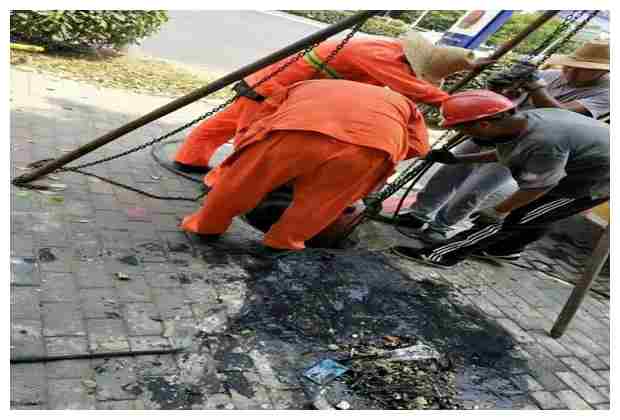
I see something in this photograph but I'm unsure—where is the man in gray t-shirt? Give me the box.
[398,40,609,243]
[392,91,609,268]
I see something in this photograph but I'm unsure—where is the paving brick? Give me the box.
[80,288,120,319]
[598,354,609,368]
[579,355,607,371]
[45,336,89,357]
[95,210,129,231]
[531,332,572,357]
[530,391,567,409]
[593,403,610,410]
[151,287,193,318]
[48,379,97,409]
[91,358,139,401]
[40,272,79,302]
[96,400,140,409]
[183,283,220,305]
[124,302,163,336]
[11,286,41,319]
[499,306,551,331]
[11,363,48,406]
[495,318,535,343]
[555,334,597,359]
[11,319,45,359]
[41,302,86,337]
[527,366,570,392]
[75,264,115,288]
[559,357,607,387]
[513,374,544,391]
[114,276,152,303]
[45,360,93,379]
[555,390,593,410]
[595,386,609,399]
[565,330,608,355]
[12,234,34,256]
[556,371,607,405]
[87,318,130,353]
[128,336,173,351]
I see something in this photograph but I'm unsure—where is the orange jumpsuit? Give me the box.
[181,80,430,250]
[174,38,448,170]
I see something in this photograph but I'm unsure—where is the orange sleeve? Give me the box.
[349,50,450,106]
[404,103,431,160]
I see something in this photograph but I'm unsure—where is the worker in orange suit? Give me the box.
[181,79,431,251]
[173,30,493,175]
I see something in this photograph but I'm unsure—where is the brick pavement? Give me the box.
[10,68,611,410]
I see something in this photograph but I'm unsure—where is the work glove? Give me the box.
[423,148,460,165]
[471,207,509,226]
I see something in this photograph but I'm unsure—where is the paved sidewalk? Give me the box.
[10,68,610,410]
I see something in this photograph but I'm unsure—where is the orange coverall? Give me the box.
[174,38,448,170]
[181,79,430,250]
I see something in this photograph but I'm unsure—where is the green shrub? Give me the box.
[10,10,169,51]
[285,10,409,38]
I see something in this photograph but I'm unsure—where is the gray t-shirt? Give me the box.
[516,70,610,118]
[496,108,609,199]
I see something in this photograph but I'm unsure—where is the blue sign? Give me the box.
[440,10,514,49]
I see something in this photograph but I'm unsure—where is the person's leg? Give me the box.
[394,193,609,267]
[264,143,392,250]
[425,163,515,241]
[174,99,247,168]
[400,139,481,227]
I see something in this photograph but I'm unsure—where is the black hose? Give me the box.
[11,347,184,364]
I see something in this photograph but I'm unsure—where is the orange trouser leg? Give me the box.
[173,100,243,167]
[264,143,392,250]
[181,130,343,236]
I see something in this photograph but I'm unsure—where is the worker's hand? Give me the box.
[521,76,547,92]
[423,148,460,164]
[471,207,509,225]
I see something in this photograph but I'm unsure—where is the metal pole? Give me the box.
[448,10,560,93]
[550,224,610,338]
[12,10,383,186]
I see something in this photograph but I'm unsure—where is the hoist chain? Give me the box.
[48,18,367,201]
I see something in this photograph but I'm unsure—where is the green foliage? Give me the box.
[10,10,169,51]
[285,11,409,37]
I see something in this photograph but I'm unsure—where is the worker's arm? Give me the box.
[524,86,591,115]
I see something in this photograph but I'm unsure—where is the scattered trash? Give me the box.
[303,359,349,385]
[116,272,131,281]
[48,183,67,191]
[382,335,401,347]
[82,379,97,390]
[327,344,339,351]
[75,219,91,223]
[47,175,61,181]
[38,248,57,263]
[335,401,351,410]
[151,175,161,181]
[162,321,176,338]
[104,311,121,319]
[118,255,140,266]
[15,191,30,198]
[383,343,440,362]
[312,392,336,410]
[48,196,64,204]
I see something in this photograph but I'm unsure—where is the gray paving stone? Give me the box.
[556,371,607,405]
[530,391,567,409]
[499,306,551,331]
[128,336,173,351]
[96,400,140,409]
[36,246,73,273]
[201,393,234,409]
[45,336,89,357]
[45,360,93,379]
[95,210,129,231]
[527,366,570,392]
[565,330,608,355]
[115,276,152,303]
[151,287,193,318]
[92,358,139,401]
[124,302,163,336]
[559,357,607,387]
[11,286,41,319]
[579,355,607,371]
[595,386,609,400]
[594,403,610,410]
[513,374,544,392]
[531,332,572,357]
[11,235,34,256]
[495,318,535,343]
[555,390,593,410]
[80,288,120,319]
[40,272,79,302]
[87,318,130,352]
[596,370,609,382]
[11,363,47,406]
[75,263,115,288]
[41,302,86,337]
[47,379,97,409]
[555,334,598,359]
[11,319,45,359]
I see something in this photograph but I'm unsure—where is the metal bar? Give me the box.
[12,10,383,185]
[10,347,184,364]
[448,10,560,93]
[550,224,610,338]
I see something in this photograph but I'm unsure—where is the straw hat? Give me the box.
[546,40,609,71]
[401,30,476,85]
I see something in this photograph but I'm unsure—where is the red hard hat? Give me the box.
[439,89,516,127]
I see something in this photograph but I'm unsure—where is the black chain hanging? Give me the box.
[49,18,368,201]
